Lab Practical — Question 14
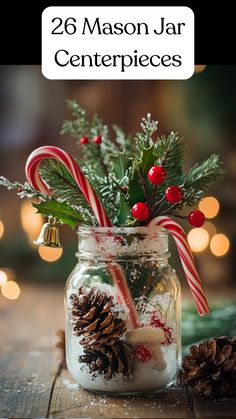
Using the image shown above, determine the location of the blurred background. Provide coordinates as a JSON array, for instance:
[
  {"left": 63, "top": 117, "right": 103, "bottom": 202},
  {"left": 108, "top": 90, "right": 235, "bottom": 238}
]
[{"left": 0, "top": 65, "right": 235, "bottom": 326}]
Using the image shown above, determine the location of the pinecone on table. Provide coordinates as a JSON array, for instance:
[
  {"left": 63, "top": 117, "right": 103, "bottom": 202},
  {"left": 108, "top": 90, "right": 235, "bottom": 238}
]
[
  {"left": 70, "top": 287, "right": 126, "bottom": 349},
  {"left": 182, "top": 336, "right": 236, "bottom": 398},
  {"left": 79, "top": 340, "right": 133, "bottom": 380}
]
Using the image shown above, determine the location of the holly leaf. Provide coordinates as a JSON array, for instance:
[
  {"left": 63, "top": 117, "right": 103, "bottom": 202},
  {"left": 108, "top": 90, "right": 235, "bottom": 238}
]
[
  {"left": 33, "top": 200, "right": 88, "bottom": 229},
  {"left": 114, "top": 194, "right": 131, "bottom": 226},
  {"left": 137, "top": 146, "right": 157, "bottom": 176},
  {"left": 128, "top": 173, "right": 145, "bottom": 207},
  {"left": 110, "top": 152, "right": 131, "bottom": 179}
]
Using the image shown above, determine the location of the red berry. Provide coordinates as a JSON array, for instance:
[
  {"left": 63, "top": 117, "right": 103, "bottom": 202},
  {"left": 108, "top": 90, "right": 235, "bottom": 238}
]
[
  {"left": 93, "top": 135, "right": 102, "bottom": 145},
  {"left": 135, "top": 343, "right": 152, "bottom": 362},
  {"left": 80, "top": 136, "right": 89, "bottom": 145},
  {"left": 131, "top": 202, "right": 150, "bottom": 221},
  {"left": 188, "top": 210, "right": 205, "bottom": 227},
  {"left": 165, "top": 185, "right": 183, "bottom": 203},
  {"left": 148, "top": 166, "right": 166, "bottom": 185}
]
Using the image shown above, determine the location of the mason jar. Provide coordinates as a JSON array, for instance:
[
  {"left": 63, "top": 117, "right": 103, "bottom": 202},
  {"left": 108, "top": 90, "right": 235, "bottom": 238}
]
[{"left": 65, "top": 226, "right": 181, "bottom": 395}]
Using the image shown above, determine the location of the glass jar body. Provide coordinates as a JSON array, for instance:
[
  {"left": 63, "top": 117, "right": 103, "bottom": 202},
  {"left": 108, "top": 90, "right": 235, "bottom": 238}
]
[{"left": 65, "top": 227, "right": 181, "bottom": 395}]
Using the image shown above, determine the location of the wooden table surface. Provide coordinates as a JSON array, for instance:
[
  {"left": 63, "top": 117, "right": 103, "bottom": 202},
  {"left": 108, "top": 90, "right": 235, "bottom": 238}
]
[{"left": 1, "top": 284, "right": 235, "bottom": 419}]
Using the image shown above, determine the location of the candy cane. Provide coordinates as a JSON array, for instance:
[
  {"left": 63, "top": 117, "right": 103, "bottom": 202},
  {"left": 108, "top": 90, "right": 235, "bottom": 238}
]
[
  {"left": 25, "top": 145, "right": 139, "bottom": 328},
  {"left": 25, "top": 145, "right": 111, "bottom": 227},
  {"left": 148, "top": 216, "right": 209, "bottom": 316}
]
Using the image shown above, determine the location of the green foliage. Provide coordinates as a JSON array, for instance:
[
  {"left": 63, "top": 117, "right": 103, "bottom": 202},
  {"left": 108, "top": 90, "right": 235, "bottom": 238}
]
[
  {"left": 182, "top": 304, "right": 236, "bottom": 355},
  {"left": 180, "top": 154, "right": 224, "bottom": 208},
  {"left": 115, "top": 194, "right": 132, "bottom": 226},
  {"left": 0, "top": 176, "right": 47, "bottom": 201},
  {"left": 33, "top": 200, "right": 88, "bottom": 228},
  {"left": 39, "top": 160, "right": 97, "bottom": 225},
  {"left": 135, "top": 113, "right": 158, "bottom": 157},
  {"left": 0, "top": 102, "right": 224, "bottom": 228},
  {"left": 110, "top": 152, "right": 131, "bottom": 179},
  {"left": 61, "top": 100, "right": 133, "bottom": 178},
  {"left": 137, "top": 146, "right": 157, "bottom": 176}
]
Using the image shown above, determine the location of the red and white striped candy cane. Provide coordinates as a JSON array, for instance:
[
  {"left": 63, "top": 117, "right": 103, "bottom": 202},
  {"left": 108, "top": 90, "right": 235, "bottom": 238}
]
[
  {"left": 25, "top": 145, "right": 111, "bottom": 227},
  {"left": 25, "top": 145, "right": 139, "bottom": 328},
  {"left": 148, "top": 216, "right": 209, "bottom": 316}
]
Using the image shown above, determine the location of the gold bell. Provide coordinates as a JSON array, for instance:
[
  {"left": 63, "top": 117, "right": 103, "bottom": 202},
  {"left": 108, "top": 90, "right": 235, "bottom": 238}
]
[{"left": 34, "top": 218, "right": 61, "bottom": 248}]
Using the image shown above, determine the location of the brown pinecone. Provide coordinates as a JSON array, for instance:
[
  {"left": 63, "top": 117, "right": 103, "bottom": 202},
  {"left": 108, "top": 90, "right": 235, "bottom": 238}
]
[
  {"left": 70, "top": 287, "right": 126, "bottom": 349},
  {"left": 182, "top": 336, "right": 236, "bottom": 398},
  {"left": 79, "top": 340, "right": 133, "bottom": 380}
]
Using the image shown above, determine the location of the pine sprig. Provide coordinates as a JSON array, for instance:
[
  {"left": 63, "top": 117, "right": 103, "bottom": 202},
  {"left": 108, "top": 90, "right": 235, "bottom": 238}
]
[
  {"left": 82, "top": 165, "right": 127, "bottom": 221},
  {"left": 154, "top": 132, "right": 185, "bottom": 180},
  {"left": 135, "top": 113, "right": 158, "bottom": 157},
  {"left": 61, "top": 100, "right": 121, "bottom": 176},
  {"left": 39, "top": 160, "right": 97, "bottom": 225},
  {"left": 0, "top": 176, "right": 48, "bottom": 201},
  {"left": 180, "top": 154, "right": 224, "bottom": 208}
]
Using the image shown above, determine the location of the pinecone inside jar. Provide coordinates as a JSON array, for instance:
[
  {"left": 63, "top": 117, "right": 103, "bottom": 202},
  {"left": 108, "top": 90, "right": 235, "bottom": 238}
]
[
  {"left": 70, "top": 286, "right": 126, "bottom": 348},
  {"left": 182, "top": 336, "right": 236, "bottom": 398},
  {"left": 70, "top": 286, "right": 134, "bottom": 379},
  {"left": 79, "top": 341, "right": 133, "bottom": 379}
]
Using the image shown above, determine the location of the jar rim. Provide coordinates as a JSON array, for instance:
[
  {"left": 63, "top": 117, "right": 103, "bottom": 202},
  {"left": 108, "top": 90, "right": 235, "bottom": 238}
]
[{"left": 78, "top": 225, "right": 168, "bottom": 237}]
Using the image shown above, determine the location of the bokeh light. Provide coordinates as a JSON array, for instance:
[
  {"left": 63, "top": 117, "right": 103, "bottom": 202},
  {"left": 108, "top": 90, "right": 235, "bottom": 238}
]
[
  {"left": 210, "top": 234, "right": 230, "bottom": 257},
  {"left": 194, "top": 65, "right": 207, "bottom": 73},
  {"left": 199, "top": 197, "right": 220, "bottom": 219},
  {"left": 0, "top": 220, "right": 4, "bottom": 239},
  {"left": 20, "top": 200, "right": 43, "bottom": 243},
  {"left": 1, "top": 280, "right": 20, "bottom": 300},
  {"left": 188, "top": 228, "right": 209, "bottom": 252},
  {"left": 38, "top": 246, "right": 63, "bottom": 262},
  {"left": 0, "top": 270, "right": 8, "bottom": 287}
]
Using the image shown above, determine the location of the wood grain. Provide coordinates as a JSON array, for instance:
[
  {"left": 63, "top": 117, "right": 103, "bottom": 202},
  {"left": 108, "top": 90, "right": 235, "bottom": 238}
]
[
  {"left": 0, "top": 349, "right": 62, "bottom": 418},
  {"left": 49, "top": 367, "right": 194, "bottom": 418},
  {"left": 1, "top": 285, "right": 236, "bottom": 418},
  {"left": 192, "top": 393, "right": 236, "bottom": 419}
]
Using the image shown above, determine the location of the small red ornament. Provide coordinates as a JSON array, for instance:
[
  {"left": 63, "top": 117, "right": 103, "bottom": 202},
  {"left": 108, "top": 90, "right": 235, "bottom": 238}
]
[
  {"left": 79, "top": 136, "right": 89, "bottom": 145},
  {"left": 131, "top": 202, "right": 150, "bottom": 221},
  {"left": 188, "top": 210, "right": 205, "bottom": 228},
  {"left": 135, "top": 343, "right": 153, "bottom": 362},
  {"left": 165, "top": 185, "right": 183, "bottom": 203},
  {"left": 93, "top": 135, "right": 102, "bottom": 145},
  {"left": 148, "top": 166, "right": 166, "bottom": 185}
]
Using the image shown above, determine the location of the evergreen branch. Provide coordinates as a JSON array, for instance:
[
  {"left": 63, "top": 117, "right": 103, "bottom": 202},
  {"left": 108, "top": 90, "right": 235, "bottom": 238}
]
[
  {"left": 83, "top": 165, "right": 128, "bottom": 221},
  {"left": 61, "top": 100, "right": 120, "bottom": 176},
  {"left": 180, "top": 154, "right": 224, "bottom": 208},
  {"left": 154, "top": 132, "right": 185, "bottom": 180},
  {"left": 39, "top": 160, "right": 97, "bottom": 225},
  {"left": 0, "top": 176, "right": 48, "bottom": 201},
  {"left": 112, "top": 125, "right": 133, "bottom": 155},
  {"left": 135, "top": 113, "right": 158, "bottom": 157}
]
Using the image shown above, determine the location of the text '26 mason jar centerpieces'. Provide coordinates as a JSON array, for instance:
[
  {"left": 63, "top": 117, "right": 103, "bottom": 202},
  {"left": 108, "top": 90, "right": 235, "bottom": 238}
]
[{"left": 0, "top": 101, "right": 223, "bottom": 394}]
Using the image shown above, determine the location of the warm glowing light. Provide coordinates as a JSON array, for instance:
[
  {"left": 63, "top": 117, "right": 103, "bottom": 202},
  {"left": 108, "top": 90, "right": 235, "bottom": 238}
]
[
  {"left": 204, "top": 222, "right": 217, "bottom": 238},
  {"left": 0, "top": 220, "right": 4, "bottom": 239},
  {"left": 188, "top": 228, "right": 209, "bottom": 252},
  {"left": 194, "top": 65, "right": 207, "bottom": 73},
  {"left": 38, "top": 246, "right": 63, "bottom": 262},
  {"left": 1, "top": 280, "right": 20, "bottom": 299},
  {"left": 210, "top": 234, "right": 230, "bottom": 257},
  {"left": 0, "top": 271, "right": 7, "bottom": 287},
  {"left": 20, "top": 201, "right": 43, "bottom": 243},
  {"left": 199, "top": 197, "right": 220, "bottom": 219}
]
